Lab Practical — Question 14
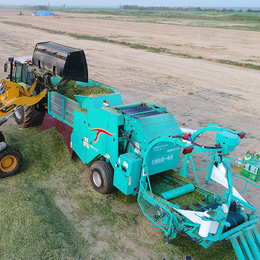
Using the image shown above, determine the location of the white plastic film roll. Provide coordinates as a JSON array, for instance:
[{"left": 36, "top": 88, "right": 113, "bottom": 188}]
[{"left": 199, "top": 219, "right": 211, "bottom": 237}]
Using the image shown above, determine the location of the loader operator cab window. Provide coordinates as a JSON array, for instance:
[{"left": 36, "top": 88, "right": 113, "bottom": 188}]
[
  {"left": 26, "top": 67, "right": 35, "bottom": 85},
  {"left": 14, "top": 62, "right": 22, "bottom": 83},
  {"left": 14, "top": 62, "right": 34, "bottom": 85}
]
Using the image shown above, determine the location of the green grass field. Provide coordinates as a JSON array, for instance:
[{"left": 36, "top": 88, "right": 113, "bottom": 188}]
[
  {"left": 2, "top": 5, "right": 260, "bottom": 31},
  {"left": 49, "top": 7, "right": 260, "bottom": 31}
]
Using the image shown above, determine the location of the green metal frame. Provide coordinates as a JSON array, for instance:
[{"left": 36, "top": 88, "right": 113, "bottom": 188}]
[{"left": 137, "top": 127, "right": 259, "bottom": 259}]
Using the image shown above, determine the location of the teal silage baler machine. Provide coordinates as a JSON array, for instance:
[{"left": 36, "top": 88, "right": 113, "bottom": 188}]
[
  {"left": 28, "top": 42, "right": 259, "bottom": 260},
  {"left": 43, "top": 81, "right": 260, "bottom": 260}
]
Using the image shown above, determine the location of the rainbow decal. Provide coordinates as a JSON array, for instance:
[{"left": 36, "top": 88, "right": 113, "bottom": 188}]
[{"left": 90, "top": 128, "right": 115, "bottom": 143}]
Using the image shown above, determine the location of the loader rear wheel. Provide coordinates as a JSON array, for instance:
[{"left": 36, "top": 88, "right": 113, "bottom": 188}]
[
  {"left": 14, "top": 105, "right": 37, "bottom": 128},
  {"left": 90, "top": 160, "right": 114, "bottom": 194},
  {"left": 0, "top": 146, "right": 22, "bottom": 178}
]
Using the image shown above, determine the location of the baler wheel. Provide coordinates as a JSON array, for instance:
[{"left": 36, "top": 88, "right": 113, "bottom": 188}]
[
  {"left": 90, "top": 160, "right": 114, "bottom": 194},
  {"left": 0, "top": 146, "right": 22, "bottom": 177}
]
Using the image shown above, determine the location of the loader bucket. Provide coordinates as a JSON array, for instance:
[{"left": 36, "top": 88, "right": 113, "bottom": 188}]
[{"left": 32, "top": 41, "right": 88, "bottom": 82}]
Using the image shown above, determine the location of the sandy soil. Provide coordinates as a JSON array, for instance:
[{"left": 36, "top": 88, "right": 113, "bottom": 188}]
[{"left": 0, "top": 8, "right": 260, "bottom": 258}]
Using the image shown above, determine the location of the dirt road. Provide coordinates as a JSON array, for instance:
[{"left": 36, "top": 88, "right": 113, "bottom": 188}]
[
  {"left": 1, "top": 10, "right": 259, "bottom": 142},
  {"left": 0, "top": 8, "right": 260, "bottom": 258}
]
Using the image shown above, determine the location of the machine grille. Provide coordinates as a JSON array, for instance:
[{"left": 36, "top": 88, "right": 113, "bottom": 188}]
[{"left": 119, "top": 105, "right": 162, "bottom": 119}]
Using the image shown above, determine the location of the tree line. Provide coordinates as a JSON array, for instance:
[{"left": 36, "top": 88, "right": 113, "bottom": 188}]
[{"left": 120, "top": 5, "right": 260, "bottom": 12}]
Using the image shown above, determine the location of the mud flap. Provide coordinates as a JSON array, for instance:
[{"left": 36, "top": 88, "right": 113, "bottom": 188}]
[{"left": 40, "top": 113, "right": 73, "bottom": 154}]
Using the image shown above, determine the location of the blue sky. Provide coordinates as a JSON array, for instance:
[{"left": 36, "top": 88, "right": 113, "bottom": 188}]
[{"left": 5, "top": 0, "right": 260, "bottom": 7}]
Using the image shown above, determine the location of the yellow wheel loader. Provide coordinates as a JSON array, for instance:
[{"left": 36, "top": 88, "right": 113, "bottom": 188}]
[
  {"left": 0, "top": 41, "right": 88, "bottom": 176},
  {"left": 0, "top": 78, "right": 48, "bottom": 177}
]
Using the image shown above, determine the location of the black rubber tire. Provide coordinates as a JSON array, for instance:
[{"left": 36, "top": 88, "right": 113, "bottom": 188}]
[
  {"left": 0, "top": 145, "right": 22, "bottom": 178},
  {"left": 0, "top": 81, "right": 39, "bottom": 128},
  {"left": 13, "top": 105, "right": 37, "bottom": 128},
  {"left": 0, "top": 82, "right": 6, "bottom": 95},
  {"left": 90, "top": 160, "right": 114, "bottom": 194},
  {"left": 0, "top": 132, "right": 5, "bottom": 143}
]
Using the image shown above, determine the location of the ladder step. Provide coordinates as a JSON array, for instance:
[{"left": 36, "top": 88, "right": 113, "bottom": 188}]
[
  {"left": 239, "top": 232, "right": 254, "bottom": 260},
  {"left": 245, "top": 228, "right": 260, "bottom": 260},
  {"left": 229, "top": 226, "right": 260, "bottom": 260},
  {"left": 230, "top": 234, "right": 246, "bottom": 260},
  {"left": 252, "top": 226, "right": 260, "bottom": 248}
]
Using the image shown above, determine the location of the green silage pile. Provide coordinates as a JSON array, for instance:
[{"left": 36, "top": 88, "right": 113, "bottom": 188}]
[
  {"left": 0, "top": 126, "right": 84, "bottom": 259},
  {"left": 0, "top": 182, "right": 81, "bottom": 259},
  {"left": 150, "top": 171, "right": 211, "bottom": 209},
  {"left": 63, "top": 82, "right": 114, "bottom": 102}
]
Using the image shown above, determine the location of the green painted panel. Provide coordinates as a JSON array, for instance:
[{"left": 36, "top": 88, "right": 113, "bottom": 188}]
[{"left": 114, "top": 153, "right": 142, "bottom": 195}]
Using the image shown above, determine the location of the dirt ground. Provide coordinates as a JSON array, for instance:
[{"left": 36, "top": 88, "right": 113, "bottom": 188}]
[{"left": 0, "top": 8, "right": 260, "bottom": 258}]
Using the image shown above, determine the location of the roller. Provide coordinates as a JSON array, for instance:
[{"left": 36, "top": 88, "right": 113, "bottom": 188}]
[{"left": 160, "top": 183, "right": 195, "bottom": 200}]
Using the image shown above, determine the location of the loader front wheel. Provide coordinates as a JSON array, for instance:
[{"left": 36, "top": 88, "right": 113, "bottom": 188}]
[
  {"left": 0, "top": 146, "right": 22, "bottom": 178},
  {"left": 90, "top": 160, "right": 114, "bottom": 194},
  {"left": 14, "top": 105, "right": 37, "bottom": 128},
  {"left": 0, "top": 132, "right": 5, "bottom": 143}
]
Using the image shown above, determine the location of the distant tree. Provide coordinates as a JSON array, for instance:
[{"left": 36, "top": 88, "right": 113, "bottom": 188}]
[
  {"left": 33, "top": 5, "right": 49, "bottom": 10},
  {"left": 246, "top": 8, "right": 259, "bottom": 12},
  {"left": 122, "top": 5, "right": 138, "bottom": 10}
]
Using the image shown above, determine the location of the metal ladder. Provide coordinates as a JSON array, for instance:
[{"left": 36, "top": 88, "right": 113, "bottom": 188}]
[{"left": 228, "top": 225, "right": 260, "bottom": 260}]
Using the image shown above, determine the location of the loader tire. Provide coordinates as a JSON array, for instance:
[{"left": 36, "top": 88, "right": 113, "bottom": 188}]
[
  {"left": 14, "top": 105, "right": 37, "bottom": 128},
  {"left": 0, "top": 145, "right": 22, "bottom": 178},
  {"left": 90, "top": 160, "right": 114, "bottom": 194},
  {"left": 0, "top": 82, "right": 6, "bottom": 95},
  {"left": 0, "top": 132, "right": 5, "bottom": 143}
]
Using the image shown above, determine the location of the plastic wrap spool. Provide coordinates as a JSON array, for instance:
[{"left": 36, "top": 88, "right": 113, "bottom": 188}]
[
  {"left": 160, "top": 183, "right": 195, "bottom": 200},
  {"left": 199, "top": 218, "right": 212, "bottom": 237}
]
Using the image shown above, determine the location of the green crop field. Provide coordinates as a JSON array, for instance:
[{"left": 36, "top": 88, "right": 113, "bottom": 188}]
[
  {"left": 47, "top": 7, "right": 260, "bottom": 31},
  {"left": 2, "top": 5, "right": 260, "bottom": 31}
]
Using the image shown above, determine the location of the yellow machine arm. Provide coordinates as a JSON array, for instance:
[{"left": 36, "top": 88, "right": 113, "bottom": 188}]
[{"left": 0, "top": 79, "right": 47, "bottom": 119}]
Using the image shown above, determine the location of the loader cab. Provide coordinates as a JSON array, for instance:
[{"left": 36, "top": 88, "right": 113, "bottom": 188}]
[{"left": 4, "top": 56, "right": 34, "bottom": 85}]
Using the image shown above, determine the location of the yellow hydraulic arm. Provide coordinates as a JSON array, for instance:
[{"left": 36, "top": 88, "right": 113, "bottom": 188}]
[{"left": 0, "top": 78, "right": 47, "bottom": 120}]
